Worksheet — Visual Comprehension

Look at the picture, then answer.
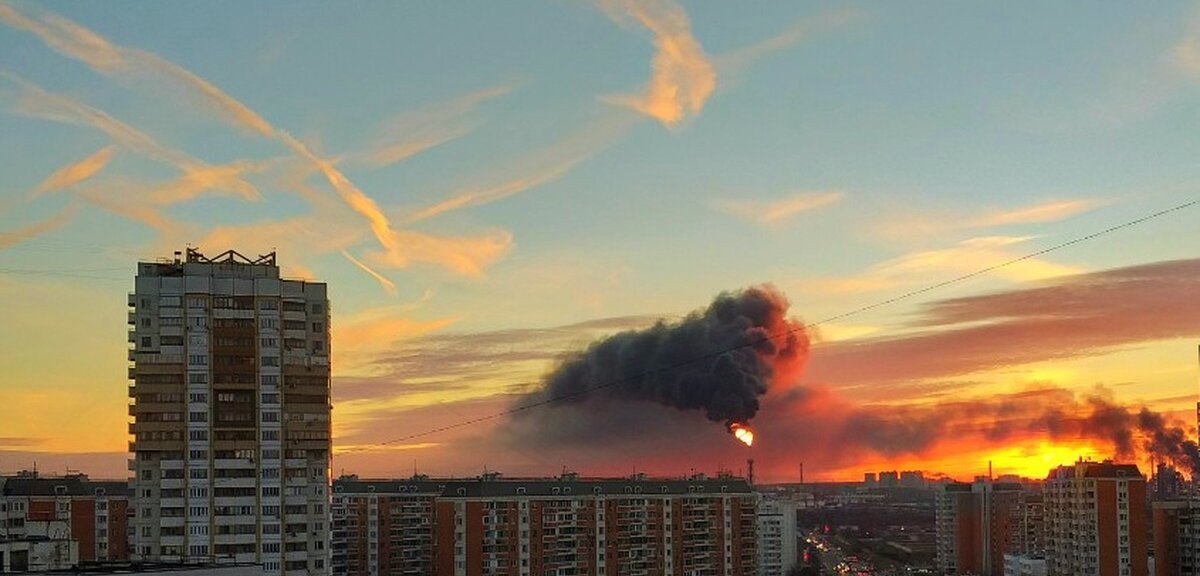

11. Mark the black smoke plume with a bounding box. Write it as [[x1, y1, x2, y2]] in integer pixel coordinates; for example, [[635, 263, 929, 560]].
[[519, 285, 808, 425]]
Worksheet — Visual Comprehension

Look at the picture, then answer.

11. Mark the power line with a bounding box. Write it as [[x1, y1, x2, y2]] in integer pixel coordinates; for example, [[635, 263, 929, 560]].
[[343, 198, 1199, 453]]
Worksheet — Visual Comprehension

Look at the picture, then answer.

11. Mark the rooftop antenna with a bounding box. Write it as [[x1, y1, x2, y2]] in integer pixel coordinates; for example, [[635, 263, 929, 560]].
[[988, 460, 993, 482], [800, 462, 805, 485]]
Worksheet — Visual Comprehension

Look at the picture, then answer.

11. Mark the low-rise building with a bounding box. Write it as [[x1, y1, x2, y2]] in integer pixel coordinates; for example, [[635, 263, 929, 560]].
[[331, 473, 757, 576], [0, 472, 130, 563]]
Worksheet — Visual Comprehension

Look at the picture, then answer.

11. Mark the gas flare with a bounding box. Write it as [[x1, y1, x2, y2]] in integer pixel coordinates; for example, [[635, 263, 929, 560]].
[[730, 422, 754, 447]]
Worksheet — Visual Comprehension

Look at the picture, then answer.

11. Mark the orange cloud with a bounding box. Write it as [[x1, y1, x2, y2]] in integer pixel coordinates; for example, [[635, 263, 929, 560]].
[[31, 145, 116, 197], [0, 202, 78, 250], [711, 190, 842, 226], [404, 161, 578, 224], [0, 3, 127, 74], [600, 0, 715, 126], [4, 75, 260, 201], [968, 199, 1100, 228]]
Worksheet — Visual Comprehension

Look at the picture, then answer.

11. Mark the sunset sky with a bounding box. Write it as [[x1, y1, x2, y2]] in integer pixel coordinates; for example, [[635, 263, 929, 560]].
[[2, 1, 1200, 482]]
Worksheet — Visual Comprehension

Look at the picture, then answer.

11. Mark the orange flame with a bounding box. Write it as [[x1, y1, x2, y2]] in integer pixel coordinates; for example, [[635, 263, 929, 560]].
[[729, 422, 754, 447]]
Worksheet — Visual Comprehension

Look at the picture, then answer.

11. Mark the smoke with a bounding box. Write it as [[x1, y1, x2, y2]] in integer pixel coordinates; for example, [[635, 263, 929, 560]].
[[518, 284, 808, 426], [797, 387, 1200, 478]]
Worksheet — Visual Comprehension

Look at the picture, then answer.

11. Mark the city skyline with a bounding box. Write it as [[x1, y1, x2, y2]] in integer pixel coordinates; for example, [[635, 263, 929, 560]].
[[4, 1, 1200, 483]]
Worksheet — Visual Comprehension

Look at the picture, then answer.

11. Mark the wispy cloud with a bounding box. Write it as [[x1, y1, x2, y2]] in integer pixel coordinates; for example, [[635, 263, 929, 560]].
[[405, 162, 577, 224], [810, 236, 1082, 294], [715, 8, 864, 73], [31, 145, 116, 197], [401, 112, 635, 225], [967, 199, 1099, 228], [599, 0, 715, 126], [0, 4, 126, 73], [353, 85, 512, 169], [711, 190, 841, 226], [875, 198, 1102, 240], [0, 202, 78, 250], [341, 250, 397, 295], [3, 74, 260, 201]]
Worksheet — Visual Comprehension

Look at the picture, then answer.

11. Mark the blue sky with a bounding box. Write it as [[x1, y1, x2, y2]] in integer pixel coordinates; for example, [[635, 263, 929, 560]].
[[2, 0, 1200, 480]]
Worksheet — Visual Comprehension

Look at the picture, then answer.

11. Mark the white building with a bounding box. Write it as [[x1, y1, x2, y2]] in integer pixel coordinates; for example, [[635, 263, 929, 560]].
[[129, 249, 331, 576], [757, 495, 798, 576], [1004, 554, 1047, 576]]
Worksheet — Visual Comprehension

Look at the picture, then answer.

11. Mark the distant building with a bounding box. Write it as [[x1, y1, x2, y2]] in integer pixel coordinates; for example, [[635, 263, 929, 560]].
[[1045, 461, 1146, 576], [128, 249, 331, 574], [331, 473, 758, 576], [1003, 553, 1047, 576], [935, 481, 1041, 576], [0, 472, 130, 563], [863, 473, 877, 486], [900, 471, 926, 489], [879, 471, 899, 488], [1152, 500, 1199, 576], [757, 496, 797, 576]]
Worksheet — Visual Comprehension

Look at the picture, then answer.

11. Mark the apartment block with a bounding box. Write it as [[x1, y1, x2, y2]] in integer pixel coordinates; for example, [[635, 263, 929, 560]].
[[757, 495, 797, 576], [330, 473, 757, 576], [1045, 461, 1146, 576], [128, 249, 331, 576], [935, 481, 1042, 576], [0, 472, 130, 564], [1152, 499, 1200, 576]]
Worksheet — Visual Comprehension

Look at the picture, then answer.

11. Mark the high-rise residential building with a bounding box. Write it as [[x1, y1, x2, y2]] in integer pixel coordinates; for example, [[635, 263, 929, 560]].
[[330, 473, 758, 576], [756, 495, 797, 576], [128, 248, 331, 575], [1152, 500, 1200, 576], [935, 481, 1041, 576], [1045, 461, 1146, 576], [0, 472, 131, 565]]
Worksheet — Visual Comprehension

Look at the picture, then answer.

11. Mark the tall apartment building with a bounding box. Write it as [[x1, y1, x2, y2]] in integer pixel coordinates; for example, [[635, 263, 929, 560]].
[[756, 495, 797, 576], [935, 481, 1042, 576], [128, 249, 331, 575], [1152, 500, 1200, 576], [330, 473, 757, 576], [1045, 461, 1146, 576], [0, 472, 130, 563]]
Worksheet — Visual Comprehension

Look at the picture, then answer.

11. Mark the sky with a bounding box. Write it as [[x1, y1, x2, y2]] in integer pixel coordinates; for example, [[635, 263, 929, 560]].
[[2, 0, 1200, 482]]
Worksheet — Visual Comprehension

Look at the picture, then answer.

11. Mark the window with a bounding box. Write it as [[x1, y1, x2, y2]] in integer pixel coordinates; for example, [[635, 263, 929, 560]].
[[311, 322, 323, 332], [262, 393, 279, 405], [141, 337, 152, 348], [262, 430, 279, 441], [189, 450, 208, 460], [161, 335, 184, 346], [189, 506, 208, 518], [188, 373, 207, 385], [312, 340, 324, 353], [261, 318, 278, 329], [260, 300, 278, 310], [188, 430, 208, 441], [261, 337, 278, 348], [188, 355, 207, 366], [188, 297, 206, 309], [262, 375, 279, 386], [261, 356, 279, 367], [189, 392, 207, 403], [311, 304, 323, 314], [189, 411, 207, 423], [141, 318, 151, 327], [262, 411, 279, 423], [162, 316, 182, 326], [189, 469, 208, 480]]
